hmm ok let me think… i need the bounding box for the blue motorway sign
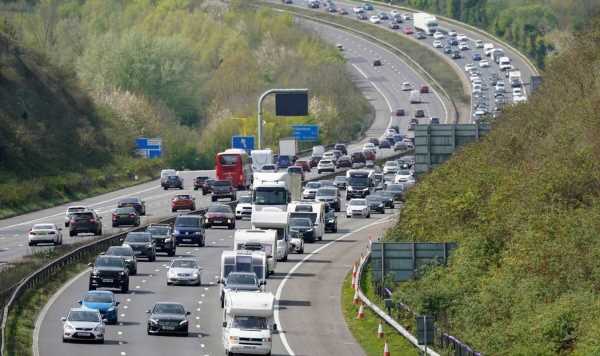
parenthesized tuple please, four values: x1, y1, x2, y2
(292, 125, 319, 141)
(231, 136, 255, 153)
(135, 137, 162, 158)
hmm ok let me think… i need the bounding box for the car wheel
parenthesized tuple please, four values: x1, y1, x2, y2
(168, 249, 175, 257)
(147, 328, 152, 335)
(200, 239, 205, 247)
(346, 215, 351, 218)
(28, 242, 34, 246)
(235, 216, 240, 220)
(65, 222, 69, 227)
(194, 187, 198, 191)
(89, 284, 96, 290)
(171, 208, 176, 213)
(112, 223, 118, 228)
(335, 206, 340, 212)
(62, 337, 68, 343)
(121, 283, 129, 293)
(211, 196, 216, 202)
(97, 338, 105, 344)
(150, 254, 156, 262)
(132, 268, 137, 276)
(164, 187, 168, 190)
(299, 248, 304, 254)
(229, 224, 235, 230)
(366, 213, 371, 218)
(69, 231, 75, 237)
(167, 281, 172, 286)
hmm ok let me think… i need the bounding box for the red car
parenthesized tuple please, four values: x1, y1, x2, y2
(420, 85, 429, 93)
(364, 151, 376, 161)
(395, 108, 405, 116)
(171, 194, 196, 212)
(403, 26, 414, 35)
(295, 160, 311, 172)
(205, 204, 235, 229)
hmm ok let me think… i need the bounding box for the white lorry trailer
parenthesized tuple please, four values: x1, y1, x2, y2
(279, 138, 297, 157)
(413, 12, 438, 35)
(252, 172, 302, 213)
(222, 291, 276, 356)
(251, 209, 289, 262)
(509, 70, 522, 87)
(251, 149, 273, 172)
(233, 229, 278, 274)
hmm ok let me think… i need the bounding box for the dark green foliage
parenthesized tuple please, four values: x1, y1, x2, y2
(386, 20, 600, 354)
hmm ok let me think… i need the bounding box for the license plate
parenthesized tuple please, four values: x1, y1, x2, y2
(183, 239, 191, 242)
(134, 251, 141, 255)
(162, 326, 175, 330)
(77, 332, 91, 337)
(102, 278, 113, 283)
(214, 220, 223, 224)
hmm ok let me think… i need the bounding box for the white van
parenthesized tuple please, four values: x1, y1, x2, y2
(409, 90, 422, 104)
(287, 201, 325, 242)
(312, 145, 325, 158)
(233, 229, 277, 274)
(251, 209, 289, 262)
(160, 169, 176, 184)
(498, 56, 512, 71)
(483, 43, 495, 56)
(222, 291, 276, 356)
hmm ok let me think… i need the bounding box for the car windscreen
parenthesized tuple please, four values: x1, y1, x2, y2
(84, 293, 113, 303)
(174, 195, 191, 200)
(115, 207, 135, 214)
(147, 227, 169, 235)
(73, 212, 94, 220)
(218, 154, 239, 166)
(289, 218, 312, 227)
(119, 198, 138, 204)
(68, 311, 100, 322)
(316, 188, 337, 197)
(227, 273, 257, 285)
(334, 176, 347, 182)
(367, 196, 382, 202)
(95, 257, 124, 268)
(153, 303, 185, 315)
(67, 207, 85, 213)
(348, 176, 369, 186)
(238, 196, 252, 204)
(171, 260, 198, 269)
(125, 233, 151, 242)
(107, 247, 132, 256)
(254, 188, 287, 205)
(232, 316, 268, 330)
(387, 184, 404, 192)
(175, 217, 201, 227)
(289, 212, 317, 224)
(397, 169, 411, 175)
(213, 181, 231, 187)
(207, 205, 232, 214)
(351, 200, 367, 206)
(33, 224, 54, 230)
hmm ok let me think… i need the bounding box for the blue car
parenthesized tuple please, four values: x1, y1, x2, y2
(472, 53, 482, 61)
(79, 290, 119, 324)
(362, 3, 373, 10)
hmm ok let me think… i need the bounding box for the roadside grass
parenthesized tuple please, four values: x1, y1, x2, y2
(4, 262, 87, 356)
(341, 272, 418, 356)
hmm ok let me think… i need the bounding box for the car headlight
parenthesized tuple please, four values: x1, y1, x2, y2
(167, 270, 175, 277)
(179, 320, 188, 326)
(165, 237, 172, 242)
(229, 336, 239, 342)
(120, 271, 126, 276)
(227, 219, 231, 223)
(328, 219, 335, 223)
(263, 337, 272, 342)
(192, 272, 199, 278)
(146, 244, 152, 248)
(122, 243, 130, 248)
(174, 230, 180, 235)
(64, 323, 74, 331)
(94, 325, 104, 332)
(149, 318, 159, 324)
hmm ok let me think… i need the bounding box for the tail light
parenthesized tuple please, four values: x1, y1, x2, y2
(89, 219, 96, 223)
(129, 213, 136, 218)
(112, 213, 117, 220)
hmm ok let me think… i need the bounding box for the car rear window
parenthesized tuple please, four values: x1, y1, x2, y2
(115, 207, 135, 214)
(73, 212, 94, 220)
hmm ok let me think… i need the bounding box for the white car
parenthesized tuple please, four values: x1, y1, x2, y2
(369, 15, 381, 24)
(475, 39, 484, 48)
(362, 142, 377, 153)
(302, 181, 322, 200)
(383, 161, 400, 174)
(322, 151, 337, 163)
(402, 13, 411, 20)
(479, 60, 490, 68)
(459, 43, 470, 51)
(464, 63, 476, 72)
(235, 195, 252, 219)
(401, 82, 412, 91)
(317, 159, 336, 174)
(432, 40, 443, 48)
(65, 206, 86, 227)
(167, 258, 202, 286)
(433, 31, 445, 40)
(457, 34, 468, 42)
(346, 199, 370, 218)
(512, 87, 523, 97)
(394, 169, 413, 183)
(390, 10, 400, 17)
(62, 308, 105, 343)
(28, 223, 63, 246)
(447, 30, 457, 37)
(472, 85, 482, 95)
(352, 6, 364, 14)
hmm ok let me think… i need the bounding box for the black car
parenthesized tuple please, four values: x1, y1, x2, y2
(88, 256, 129, 293)
(211, 180, 236, 202)
(375, 191, 395, 208)
(105, 246, 137, 275)
(351, 152, 366, 164)
(385, 184, 406, 201)
(366, 195, 386, 213)
(69, 210, 102, 237)
(173, 215, 205, 246)
(117, 197, 146, 216)
(373, 59, 382, 66)
(147, 224, 176, 256)
(336, 156, 352, 168)
(123, 232, 156, 261)
(379, 140, 391, 149)
(324, 203, 338, 233)
(163, 175, 184, 190)
(147, 302, 190, 336)
(111, 207, 140, 227)
(219, 272, 262, 308)
(415, 109, 425, 118)
(444, 46, 453, 54)
(368, 138, 380, 147)
(289, 217, 316, 243)
(334, 143, 347, 155)
(193, 176, 209, 191)
(451, 51, 462, 59)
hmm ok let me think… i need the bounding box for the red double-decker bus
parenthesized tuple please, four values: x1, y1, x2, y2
(215, 149, 252, 189)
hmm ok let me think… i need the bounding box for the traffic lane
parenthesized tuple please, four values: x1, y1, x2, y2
(273, 207, 401, 356)
(37, 221, 241, 356)
(0, 170, 216, 263)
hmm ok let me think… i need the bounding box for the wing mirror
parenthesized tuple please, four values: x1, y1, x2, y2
(146, 309, 151, 314)
(77, 300, 82, 304)
(186, 311, 191, 315)
(116, 301, 120, 306)
(273, 324, 278, 331)
(61, 317, 66, 322)
(222, 321, 227, 327)
(87, 262, 93, 267)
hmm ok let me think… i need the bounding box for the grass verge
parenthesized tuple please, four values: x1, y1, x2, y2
(341, 272, 418, 356)
(4, 262, 87, 356)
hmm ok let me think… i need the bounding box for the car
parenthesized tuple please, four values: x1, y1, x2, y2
(420, 85, 429, 94)
(374, 191, 395, 208)
(395, 108, 405, 116)
(69, 210, 102, 237)
(289, 217, 316, 243)
(88, 255, 129, 292)
(389, 22, 400, 29)
(117, 197, 146, 216)
(475, 39, 484, 48)
(451, 51, 462, 59)
(479, 60, 490, 68)
(339, 8, 348, 15)
(64, 206, 86, 227)
(415, 109, 425, 118)
(333, 143, 348, 155)
(459, 42, 470, 51)
(336, 43, 344, 51)
(28, 223, 63, 246)
(385, 184, 406, 201)
(147, 302, 190, 336)
(171, 194, 196, 212)
(173, 215, 205, 246)
(369, 15, 380, 24)
(336, 155, 352, 168)
(408, 118, 419, 131)
(123, 232, 156, 261)
(356, 12, 368, 20)
(295, 159, 311, 172)
(323, 203, 338, 233)
(432, 40, 442, 48)
(457, 33, 468, 42)
(401, 82, 412, 91)
(415, 31, 426, 39)
(234, 195, 252, 220)
(443, 46, 453, 54)
(351, 152, 366, 165)
(211, 180, 236, 202)
(79, 290, 120, 325)
(317, 159, 336, 174)
(431, 117, 440, 125)
(433, 31, 445, 40)
(368, 137, 380, 147)
(62, 308, 106, 343)
(328, 6, 337, 12)
(383, 161, 399, 174)
(352, 6, 364, 13)
(147, 224, 176, 256)
(193, 176, 209, 191)
(362, 3, 373, 10)
(472, 53, 482, 61)
(200, 178, 215, 195)
(315, 187, 341, 212)
(464, 63, 476, 72)
(378, 11, 389, 20)
(167, 258, 202, 286)
(379, 140, 391, 149)
(403, 26, 414, 35)
(219, 272, 262, 308)
(390, 10, 400, 17)
(394, 141, 407, 151)
(205, 204, 236, 229)
(366, 195, 386, 213)
(333, 176, 347, 190)
(447, 30, 457, 37)
(373, 58, 382, 66)
(322, 151, 337, 162)
(302, 181, 322, 200)
(394, 167, 413, 183)
(346, 199, 370, 218)
(447, 38, 459, 46)
(105, 245, 137, 275)
(111, 207, 139, 227)
(163, 175, 184, 190)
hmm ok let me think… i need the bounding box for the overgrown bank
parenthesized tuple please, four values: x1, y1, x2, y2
(386, 19, 600, 355)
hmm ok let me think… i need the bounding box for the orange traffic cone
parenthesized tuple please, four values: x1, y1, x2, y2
(357, 303, 365, 319)
(383, 340, 390, 356)
(377, 321, 384, 338)
(353, 289, 360, 305)
(352, 262, 357, 278)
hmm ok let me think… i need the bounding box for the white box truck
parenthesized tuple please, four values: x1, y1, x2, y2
(413, 12, 438, 35)
(509, 70, 522, 87)
(279, 138, 297, 157)
(220, 250, 267, 283)
(251, 209, 289, 262)
(222, 291, 276, 356)
(251, 149, 273, 172)
(233, 229, 278, 274)
(252, 172, 302, 213)
(409, 90, 422, 104)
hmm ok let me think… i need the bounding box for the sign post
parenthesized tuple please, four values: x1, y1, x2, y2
(231, 136, 255, 153)
(416, 315, 435, 354)
(257, 88, 309, 149)
(135, 137, 162, 158)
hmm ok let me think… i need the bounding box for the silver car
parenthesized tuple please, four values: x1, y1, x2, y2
(167, 258, 202, 286)
(302, 181, 322, 200)
(315, 187, 341, 212)
(62, 308, 105, 343)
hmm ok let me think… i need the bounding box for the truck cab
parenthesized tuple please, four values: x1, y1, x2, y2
(251, 210, 289, 262)
(251, 172, 302, 213)
(222, 291, 276, 356)
(233, 229, 278, 274)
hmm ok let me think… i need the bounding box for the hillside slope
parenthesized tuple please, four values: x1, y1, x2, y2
(387, 19, 600, 355)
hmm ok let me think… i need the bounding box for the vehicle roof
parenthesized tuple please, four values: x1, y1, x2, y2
(69, 307, 101, 313)
(226, 291, 274, 316)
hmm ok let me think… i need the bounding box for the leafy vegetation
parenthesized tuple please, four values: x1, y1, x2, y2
(386, 0, 600, 67)
(0, 0, 370, 215)
(386, 18, 600, 355)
